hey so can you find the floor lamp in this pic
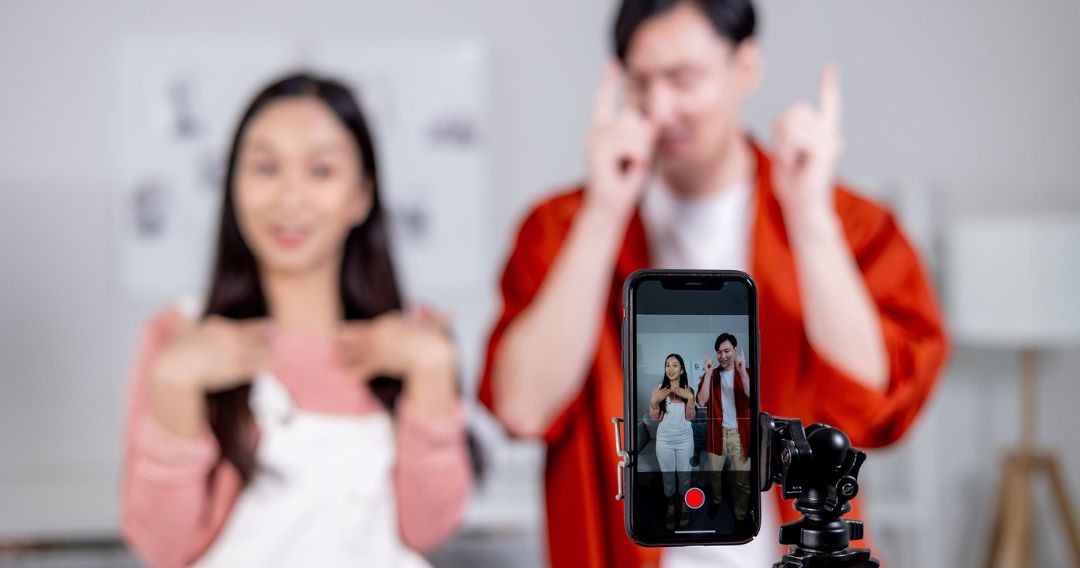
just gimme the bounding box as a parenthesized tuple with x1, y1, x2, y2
(946, 216, 1080, 568)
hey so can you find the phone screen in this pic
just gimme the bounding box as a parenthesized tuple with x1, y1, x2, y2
(623, 270, 760, 546)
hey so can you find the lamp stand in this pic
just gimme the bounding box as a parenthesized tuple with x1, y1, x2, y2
(986, 348, 1080, 567)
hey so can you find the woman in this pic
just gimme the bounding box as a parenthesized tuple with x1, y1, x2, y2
(120, 73, 471, 568)
(648, 353, 696, 529)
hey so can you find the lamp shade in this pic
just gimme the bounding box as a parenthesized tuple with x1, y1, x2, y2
(944, 216, 1080, 348)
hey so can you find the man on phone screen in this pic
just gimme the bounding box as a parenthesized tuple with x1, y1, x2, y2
(696, 333, 751, 522)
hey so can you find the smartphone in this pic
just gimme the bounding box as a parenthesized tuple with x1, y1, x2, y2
(621, 269, 761, 546)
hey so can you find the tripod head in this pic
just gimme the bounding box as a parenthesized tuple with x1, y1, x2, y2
(759, 413, 880, 568)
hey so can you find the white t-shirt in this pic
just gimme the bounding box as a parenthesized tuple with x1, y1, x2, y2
(718, 369, 739, 429)
(641, 178, 781, 567)
(640, 177, 753, 272)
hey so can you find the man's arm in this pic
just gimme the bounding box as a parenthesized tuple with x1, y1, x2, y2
(489, 65, 657, 438)
(696, 372, 712, 406)
(785, 211, 888, 392)
(772, 68, 947, 448)
(491, 205, 626, 437)
(735, 350, 751, 393)
(772, 66, 888, 393)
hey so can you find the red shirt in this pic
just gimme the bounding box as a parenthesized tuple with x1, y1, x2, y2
(479, 142, 948, 567)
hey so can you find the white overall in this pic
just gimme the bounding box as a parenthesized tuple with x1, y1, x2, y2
(655, 398, 695, 497)
(191, 374, 429, 568)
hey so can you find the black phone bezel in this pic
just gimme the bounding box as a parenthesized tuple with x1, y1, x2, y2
(621, 269, 762, 547)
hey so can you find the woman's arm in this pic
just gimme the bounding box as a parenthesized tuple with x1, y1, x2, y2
(121, 416, 225, 568)
(394, 399, 472, 552)
(338, 313, 473, 552)
(120, 311, 236, 568)
(648, 385, 666, 421)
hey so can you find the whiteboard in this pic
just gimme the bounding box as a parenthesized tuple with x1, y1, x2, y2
(112, 38, 493, 309)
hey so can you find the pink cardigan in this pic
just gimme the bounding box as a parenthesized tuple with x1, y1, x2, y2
(119, 309, 473, 568)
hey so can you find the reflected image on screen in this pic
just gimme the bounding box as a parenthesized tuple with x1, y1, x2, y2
(632, 279, 754, 538)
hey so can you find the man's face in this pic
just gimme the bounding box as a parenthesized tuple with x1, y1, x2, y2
(622, 2, 759, 181)
(716, 341, 735, 371)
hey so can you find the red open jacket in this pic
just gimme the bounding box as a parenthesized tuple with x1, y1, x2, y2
(698, 367, 751, 457)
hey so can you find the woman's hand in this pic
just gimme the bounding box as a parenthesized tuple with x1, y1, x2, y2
(672, 385, 693, 401)
(152, 316, 272, 393)
(149, 315, 272, 438)
(337, 311, 455, 379)
(337, 310, 458, 415)
(650, 385, 671, 406)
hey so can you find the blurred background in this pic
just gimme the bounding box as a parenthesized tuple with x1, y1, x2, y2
(2, 0, 1079, 566)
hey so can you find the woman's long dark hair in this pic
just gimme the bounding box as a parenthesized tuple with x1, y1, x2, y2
(203, 73, 402, 483)
(657, 353, 691, 416)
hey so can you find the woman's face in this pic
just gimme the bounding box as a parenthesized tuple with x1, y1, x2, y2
(665, 356, 682, 384)
(233, 96, 371, 275)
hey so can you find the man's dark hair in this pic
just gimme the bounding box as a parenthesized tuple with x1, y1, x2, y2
(714, 333, 738, 351)
(613, 0, 756, 61)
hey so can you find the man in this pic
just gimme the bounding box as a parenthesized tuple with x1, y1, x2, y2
(696, 333, 751, 522)
(479, 0, 948, 566)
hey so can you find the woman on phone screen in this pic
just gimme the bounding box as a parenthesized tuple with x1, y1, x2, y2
(649, 353, 696, 529)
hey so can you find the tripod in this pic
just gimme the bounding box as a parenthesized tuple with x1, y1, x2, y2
(759, 413, 880, 568)
(613, 412, 881, 566)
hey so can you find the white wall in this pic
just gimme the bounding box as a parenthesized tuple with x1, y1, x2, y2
(635, 314, 751, 420)
(2, 0, 1079, 565)
(0, 0, 616, 539)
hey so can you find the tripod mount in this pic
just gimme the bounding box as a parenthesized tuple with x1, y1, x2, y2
(759, 412, 880, 568)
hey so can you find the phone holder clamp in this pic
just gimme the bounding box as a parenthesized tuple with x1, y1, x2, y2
(612, 417, 629, 501)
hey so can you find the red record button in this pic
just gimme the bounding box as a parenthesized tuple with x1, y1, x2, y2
(685, 487, 705, 510)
